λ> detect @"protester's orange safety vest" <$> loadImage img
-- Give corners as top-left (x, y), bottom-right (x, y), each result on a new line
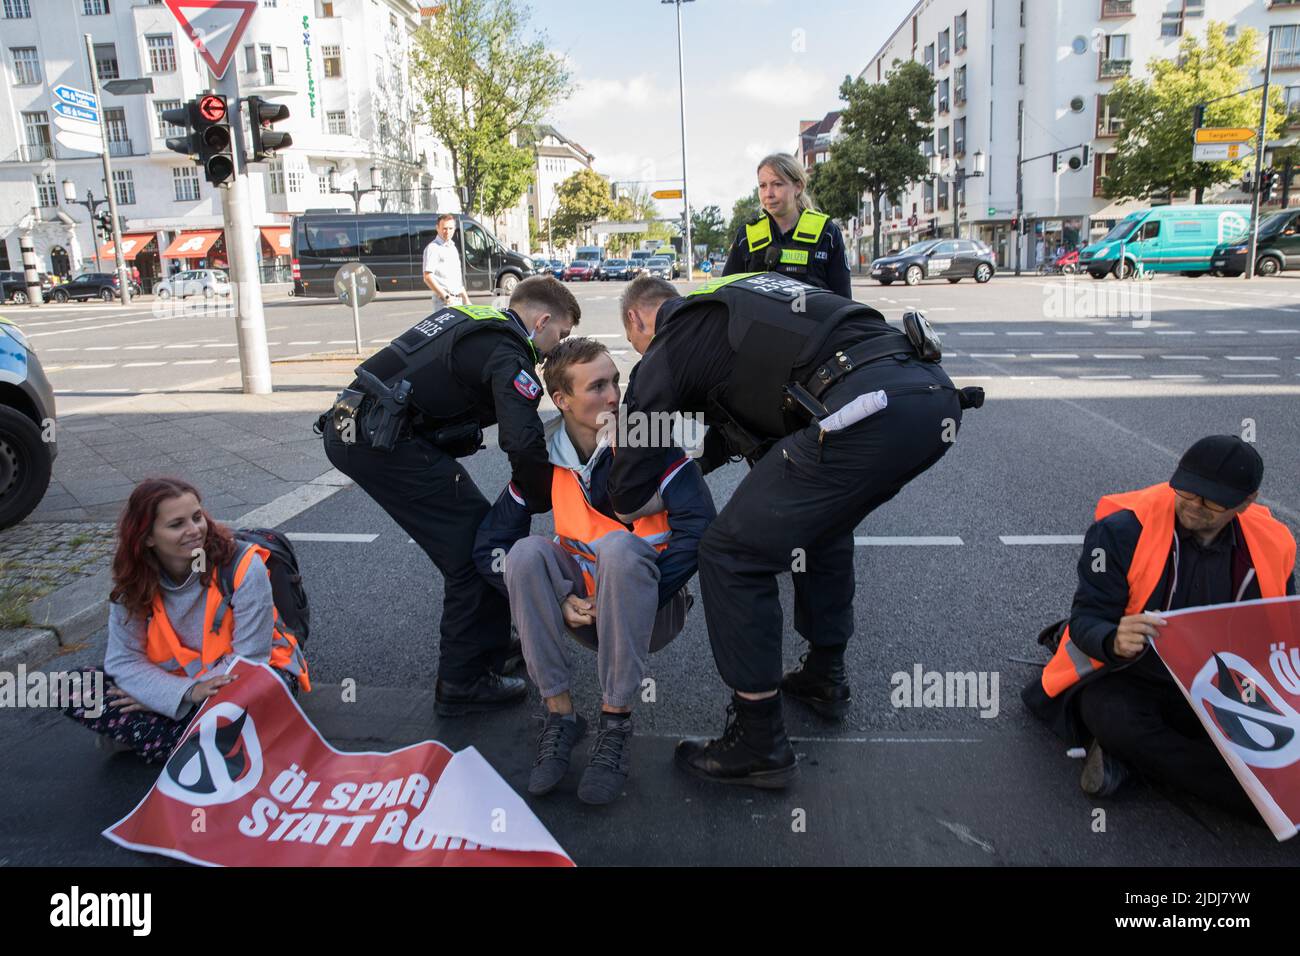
top-left (552, 467), bottom-right (672, 594)
top-left (1040, 482), bottom-right (1295, 698)
top-left (145, 544), bottom-right (311, 692)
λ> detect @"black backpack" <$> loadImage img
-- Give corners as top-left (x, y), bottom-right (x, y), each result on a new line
top-left (215, 528), bottom-right (311, 645)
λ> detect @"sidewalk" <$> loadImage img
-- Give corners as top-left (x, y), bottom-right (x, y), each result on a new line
top-left (0, 357), bottom-right (357, 668)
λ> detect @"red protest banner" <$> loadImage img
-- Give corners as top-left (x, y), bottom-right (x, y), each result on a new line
top-left (105, 659), bottom-right (573, 866)
top-left (1153, 596), bottom-right (1300, 841)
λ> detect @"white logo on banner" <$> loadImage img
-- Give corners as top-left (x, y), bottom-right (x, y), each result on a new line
top-left (157, 703), bottom-right (264, 806)
top-left (1191, 652), bottom-right (1300, 770)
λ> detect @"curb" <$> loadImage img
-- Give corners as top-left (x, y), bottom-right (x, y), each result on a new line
top-left (0, 627), bottom-right (61, 671)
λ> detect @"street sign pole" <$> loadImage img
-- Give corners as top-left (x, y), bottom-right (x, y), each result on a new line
top-left (669, 0), bottom-right (694, 282)
top-left (1246, 27), bottom-right (1275, 281)
top-left (83, 33), bottom-right (130, 306)
top-left (213, 67), bottom-right (273, 394)
top-left (349, 272), bottom-right (362, 353)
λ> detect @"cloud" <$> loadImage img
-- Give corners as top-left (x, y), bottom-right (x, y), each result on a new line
top-left (554, 73), bottom-right (674, 122)
top-left (725, 62), bottom-right (832, 107)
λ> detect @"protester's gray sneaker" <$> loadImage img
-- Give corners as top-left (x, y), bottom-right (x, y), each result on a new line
top-left (578, 712), bottom-right (633, 806)
top-left (528, 712), bottom-right (587, 796)
top-left (1080, 740), bottom-right (1131, 797)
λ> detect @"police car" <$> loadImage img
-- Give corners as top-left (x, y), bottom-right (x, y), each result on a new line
top-left (0, 315), bottom-right (56, 529)
top-left (870, 238), bottom-right (996, 286)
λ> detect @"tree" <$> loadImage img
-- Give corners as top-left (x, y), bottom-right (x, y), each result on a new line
top-left (831, 61), bottom-right (936, 260)
top-left (1104, 22), bottom-right (1285, 203)
top-left (689, 204), bottom-right (728, 255)
top-left (552, 168), bottom-right (613, 245)
top-left (411, 0), bottom-right (571, 217)
top-left (726, 189), bottom-right (761, 245)
top-left (807, 154), bottom-right (862, 224)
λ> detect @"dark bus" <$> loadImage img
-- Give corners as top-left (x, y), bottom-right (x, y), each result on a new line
top-left (291, 211), bottom-right (540, 298)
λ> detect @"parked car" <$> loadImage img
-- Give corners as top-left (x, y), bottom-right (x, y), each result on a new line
top-left (870, 239), bottom-right (995, 285)
top-left (600, 258), bottom-right (634, 281)
top-left (548, 259), bottom-right (566, 279)
top-left (1, 271), bottom-right (55, 304)
top-left (154, 268), bottom-right (232, 300)
top-left (1212, 208), bottom-right (1300, 277)
top-left (47, 272), bottom-right (140, 302)
top-left (645, 256), bottom-right (673, 279)
top-left (0, 314), bottom-right (56, 529)
top-left (563, 260), bottom-right (595, 282)
top-left (1080, 204), bottom-right (1250, 279)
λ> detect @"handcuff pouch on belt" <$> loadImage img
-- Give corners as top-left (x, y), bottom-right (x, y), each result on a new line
top-left (428, 419), bottom-right (484, 458)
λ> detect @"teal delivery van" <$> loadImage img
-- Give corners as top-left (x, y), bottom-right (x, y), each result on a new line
top-left (1079, 204), bottom-right (1250, 279)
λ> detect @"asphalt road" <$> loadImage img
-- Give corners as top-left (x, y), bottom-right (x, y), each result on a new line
top-left (3, 273), bottom-right (1300, 865)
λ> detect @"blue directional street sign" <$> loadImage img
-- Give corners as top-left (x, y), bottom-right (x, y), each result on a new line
top-left (52, 101), bottom-right (98, 124)
top-left (53, 84), bottom-right (97, 112)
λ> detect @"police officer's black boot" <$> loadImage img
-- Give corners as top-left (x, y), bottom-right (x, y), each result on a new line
top-left (674, 692), bottom-right (798, 789)
top-left (780, 644), bottom-right (851, 721)
top-left (435, 671), bottom-right (527, 717)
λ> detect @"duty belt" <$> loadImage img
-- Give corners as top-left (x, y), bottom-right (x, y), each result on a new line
top-left (806, 333), bottom-right (915, 402)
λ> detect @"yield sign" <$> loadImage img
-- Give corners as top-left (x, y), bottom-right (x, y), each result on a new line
top-left (163, 0), bottom-right (258, 79)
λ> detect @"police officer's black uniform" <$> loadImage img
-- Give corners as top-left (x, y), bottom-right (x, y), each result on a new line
top-left (722, 208), bottom-right (852, 297)
top-left (319, 304), bottom-right (551, 714)
top-left (609, 272), bottom-right (981, 787)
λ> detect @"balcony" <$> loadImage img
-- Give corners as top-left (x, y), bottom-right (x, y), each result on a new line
top-left (108, 139), bottom-right (133, 157)
top-left (6, 143), bottom-right (54, 163)
top-left (1099, 57), bottom-right (1131, 78)
top-left (1101, 0), bottom-right (1134, 17)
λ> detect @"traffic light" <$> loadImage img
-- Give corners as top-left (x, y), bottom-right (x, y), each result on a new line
top-left (194, 93), bottom-right (235, 186)
top-left (247, 96), bottom-right (292, 163)
top-left (1261, 168), bottom-right (1276, 202)
top-left (1192, 103), bottom-right (1206, 130)
top-left (95, 210), bottom-right (112, 241)
top-left (1051, 152), bottom-right (1059, 173)
top-left (162, 100), bottom-right (198, 159)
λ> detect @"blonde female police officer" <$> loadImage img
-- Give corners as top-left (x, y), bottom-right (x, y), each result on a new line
top-left (722, 153), bottom-right (852, 298)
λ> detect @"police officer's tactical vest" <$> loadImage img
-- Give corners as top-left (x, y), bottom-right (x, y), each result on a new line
top-left (1038, 482), bottom-right (1295, 699)
top-left (145, 543), bottom-right (311, 692)
top-left (667, 271), bottom-right (901, 439)
top-left (741, 209), bottom-right (830, 280)
top-left (356, 304), bottom-right (538, 422)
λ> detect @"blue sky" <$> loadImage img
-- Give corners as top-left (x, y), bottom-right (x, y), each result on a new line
top-left (535, 0), bottom-right (914, 216)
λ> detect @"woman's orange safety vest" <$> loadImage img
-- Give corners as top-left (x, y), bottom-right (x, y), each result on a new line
top-left (552, 466), bottom-right (672, 594)
top-left (1040, 482), bottom-right (1295, 698)
top-left (144, 543), bottom-right (311, 691)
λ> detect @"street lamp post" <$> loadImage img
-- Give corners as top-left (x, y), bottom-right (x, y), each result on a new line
top-left (62, 179), bottom-right (108, 272)
top-left (662, 0), bottom-right (695, 281)
top-left (329, 165), bottom-right (382, 214)
top-left (931, 151), bottom-right (985, 240)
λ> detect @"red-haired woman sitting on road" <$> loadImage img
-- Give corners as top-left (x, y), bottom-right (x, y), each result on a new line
top-left (64, 477), bottom-right (309, 761)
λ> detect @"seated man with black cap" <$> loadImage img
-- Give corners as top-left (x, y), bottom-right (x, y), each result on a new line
top-left (1023, 435), bottom-right (1297, 816)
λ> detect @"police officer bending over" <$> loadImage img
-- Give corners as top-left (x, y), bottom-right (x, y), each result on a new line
top-left (611, 273), bottom-right (982, 788)
top-left (722, 153), bottom-right (852, 297)
top-left (319, 276), bottom-right (579, 716)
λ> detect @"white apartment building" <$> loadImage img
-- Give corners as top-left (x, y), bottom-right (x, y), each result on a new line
top-left (527, 124), bottom-right (594, 255)
top-left (858, 0), bottom-right (1300, 269)
top-left (0, 0), bottom-right (463, 288)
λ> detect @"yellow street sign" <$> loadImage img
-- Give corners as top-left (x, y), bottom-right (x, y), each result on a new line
top-left (651, 189), bottom-right (683, 199)
top-left (1194, 127), bottom-right (1257, 144)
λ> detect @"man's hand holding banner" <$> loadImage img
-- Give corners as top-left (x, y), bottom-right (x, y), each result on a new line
top-left (1153, 595), bottom-right (1300, 841)
top-left (105, 658), bottom-right (573, 866)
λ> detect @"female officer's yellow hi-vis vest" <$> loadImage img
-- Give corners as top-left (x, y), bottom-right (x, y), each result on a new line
top-left (552, 467), bottom-right (671, 594)
top-left (741, 209), bottom-right (830, 278)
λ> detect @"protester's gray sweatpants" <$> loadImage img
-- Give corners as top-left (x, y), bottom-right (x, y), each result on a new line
top-left (504, 531), bottom-right (687, 709)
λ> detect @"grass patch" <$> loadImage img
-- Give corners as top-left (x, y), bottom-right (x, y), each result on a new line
top-left (0, 562), bottom-right (36, 629)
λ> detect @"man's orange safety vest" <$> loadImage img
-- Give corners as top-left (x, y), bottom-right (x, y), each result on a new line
top-left (145, 543), bottom-right (311, 692)
top-left (552, 466), bottom-right (671, 594)
top-left (1040, 482), bottom-right (1295, 698)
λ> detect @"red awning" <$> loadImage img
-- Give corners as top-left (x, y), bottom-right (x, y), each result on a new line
top-left (259, 226), bottom-right (291, 256)
top-left (162, 230), bottom-right (224, 259)
top-left (97, 233), bottom-right (157, 261)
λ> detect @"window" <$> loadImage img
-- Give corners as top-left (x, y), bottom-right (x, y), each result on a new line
top-left (1285, 86), bottom-right (1300, 117)
top-left (1274, 26), bottom-right (1300, 70)
top-left (112, 169), bottom-right (135, 205)
top-left (924, 43), bottom-right (934, 75)
top-left (1018, 43), bottom-right (1024, 84)
top-left (955, 12), bottom-right (967, 53)
top-left (303, 220), bottom-right (358, 258)
top-left (275, 46), bottom-right (289, 73)
top-left (3, 0), bottom-right (31, 17)
top-left (938, 126), bottom-right (950, 157)
top-left (1019, 0), bottom-right (1024, 27)
top-left (923, 180), bottom-right (934, 214)
top-left (938, 78), bottom-right (950, 113)
top-left (955, 65), bottom-right (967, 104)
top-left (321, 1), bottom-right (334, 15)
top-left (938, 29), bottom-right (950, 66)
top-left (95, 43), bottom-right (119, 80)
top-left (954, 117), bottom-right (966, 156)
top-left (360, 221), bottom-right (409, 256)
top-left (287, 165), bottom-right (304, 193)
top-left (173, 166), bottom-right (200, 201)
top-left (11, 47), bottom-right (40, 85)
top-left (1185, 0), bottom-right (1204, 16)
top-left (1093, 152), bottom-right (1113, 197)
top-left (155, 99), bottom-right (184, 136)
top-left (36, 172), bottom-right (57, 208)
top-left (147, 35), bottom-right (176, 73)
top-left (21, 112), bottom-right (51, 159)
top-left (104, 107), bottom-right (128, 154)
top-left (317, 169), bottom-right (330, 193)
top-left (327, 110), bottom-right (348, 134)
top-left (322, 45), bottom-right (341, 77)
top-left (1102, 34), bottom-right (1130, 76)
top-left (82, 0), bottom-right (109, 13)
top-left (269, 158), bottom-right (284, 194)
top-left (1096, 94), bottom-right (1123, 135)
top-left (1161, 1), bottom-right (1183, 38)
top-left (990, 44), bottom-right (994, 83)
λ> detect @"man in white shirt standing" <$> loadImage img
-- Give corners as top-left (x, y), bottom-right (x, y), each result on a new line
top-left (423, 213), bottom-right (471, 308)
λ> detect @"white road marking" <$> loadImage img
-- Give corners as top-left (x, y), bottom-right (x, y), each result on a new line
top-left (1258, 330), bottom-right (1294, 334)
top-left (235, 470), bottom-right (352, 528)
top-left (1223, 373), bottom-right (1279, 379)
top-left (1225, 355), bottom-right (1278, 361)
top-left (84, 346), bottom-right (118, 351)
top-left (122, 361), bottom-right (166, 368)
top-left (1029, 353), bottom-right (1079, 359)
top-left (999, 535), bottom-right (1085, 545)
top-left (957, 331), bottom-right (996, 336)
top-left (1008, 375), bottom-right (1060, 379)
top-left (289, 340), bottom-right (321, 345)
top-left (1105, 331), bottom-right (1144, 336)
top-left (854, 536), bottom-right (964, 546)
top-left (969, 353), bottom-right (1016, 358)
top-left (1155, 330), bottom-right (1195, 335)
top-left (1005, 331), bottom-right (1043, 336)
top-left (1080, 374), bottom-right (1132, 380)
top-left (124, 344), bottom-right (160, 350)
top-left (1092, 354), bottom-right (1144, 359)
top-left (1161, 355), bottom-right (1209, 360)
top-left (285, 532), bottom-right (378, 543)
top-left (1055, 331), bottom-right (1095, 335)
top-left (202, 342), bottom-right (236, 348)
top-left (66, 363), bottom-right (116, 369)
top-left (1151, 374), bottom-right (1203, 380)
top-left (1206, 330), bottom-right (1246, 335)
top-left (163, 344), bottom-right (193, 349)
top-left (173, 359), bottom-right (217, 365)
